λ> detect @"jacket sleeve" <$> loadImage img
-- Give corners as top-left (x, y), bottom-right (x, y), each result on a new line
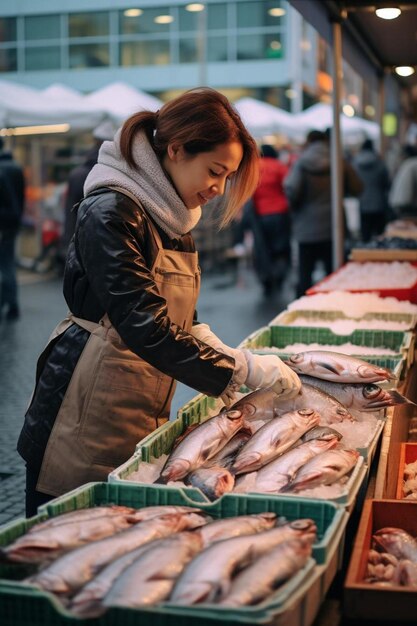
top-left (75, 193), bottom-right (234, 397)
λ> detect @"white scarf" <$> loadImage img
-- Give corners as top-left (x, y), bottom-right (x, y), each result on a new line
top-left (84, 129), bottom-right (202, 239)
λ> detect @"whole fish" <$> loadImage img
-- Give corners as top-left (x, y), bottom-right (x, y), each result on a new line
top-left (103, 532), bottom-right (203, 609)
top-left (250, 436), bottom-right (340, 493)
top-left (0, 505), bottom-right (206, 564)
top-left (231, 409), bottom-right (320, 475)
top-left (169, 520), bottom-right (317, 605)
top-left (299, 375), bottom-right (414, 411)
top-left (199, 513), bottom-right (277, 547)
top-left (220, 537), bottom-right (312, 606)
top-left (27, 510), bottom-right (209, 596)
top-left (185, 466), bottom-right (235, 501)
top-left (373, 527), bottom-right (417, 562)
top-left (282, 448), bottom-right (359, 492)
top-left (285, 351), bottom-right (394, 383)
top-left (274, 383), bottom-right (355, 424)
top-left (157, 409), bottom-right (246, 483)
top-left (301, 425), bottom-right (343, 443)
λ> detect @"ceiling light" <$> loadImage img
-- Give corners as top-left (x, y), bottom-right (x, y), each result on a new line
top-left (0, 124), bottom-right (70, 136)
top-left (395, 66), bottom-right (415, 77)
top-left (268, 8), bottom-right (286, 17)
top-left (342, 104), bottom-right (355, 117)
top-left (123, 9), bottom-right (143, 18)
top-left (154, 15), bottom-right (174, 24)
top-left (375, 7), bottom-right (401, 20)
top-left (185, 3), bottom-right (205, 11)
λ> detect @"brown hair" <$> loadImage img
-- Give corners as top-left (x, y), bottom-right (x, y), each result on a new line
top-left (120, 87), bottom-right (259, 225)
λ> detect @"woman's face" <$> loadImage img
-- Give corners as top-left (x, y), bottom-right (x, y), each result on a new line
top-left (163, 140), bottom-right (243, 210)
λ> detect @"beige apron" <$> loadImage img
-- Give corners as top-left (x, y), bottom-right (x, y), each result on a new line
top-left (37, 190), bottom-right (200, 496)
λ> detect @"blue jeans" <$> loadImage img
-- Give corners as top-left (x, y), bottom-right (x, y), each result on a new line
top-left (0, 228), bottom-right (19, 312)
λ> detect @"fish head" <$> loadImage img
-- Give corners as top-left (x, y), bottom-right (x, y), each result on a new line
top-left (286, 353), bottom-right (307, 373)
top-left (373, 528), bottom-right (406, 555)
top-left (311, 436), bottom-right (340, 452)
top-left (288, 518), bottom-right (317, 542)
top-left (334, 405), bottom-right (355, 423)
top-left (294, 408), bottom-right (321, 428)
top-left (357, 364), bottom-right (394, 382)
top-left (189, 467), bottom-right (235, 501)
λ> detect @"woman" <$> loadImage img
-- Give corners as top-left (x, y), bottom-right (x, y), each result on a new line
top-left (18, 88), bottom-right (301, 516)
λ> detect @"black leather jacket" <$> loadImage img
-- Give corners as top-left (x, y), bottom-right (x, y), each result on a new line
top-left (18, 189), bottom-right (234, 470)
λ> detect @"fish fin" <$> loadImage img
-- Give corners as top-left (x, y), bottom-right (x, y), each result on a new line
top-left (317, 361), bottom-right (344, 375)
top-left (154, 475), bottom-right (168, 485)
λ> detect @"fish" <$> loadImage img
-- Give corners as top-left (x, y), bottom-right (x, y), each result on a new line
top-left (157, 409), bottom-right (246, 483)
top-left (103, 532), bottom-right (204, 610)
top-left (273, 383), bottom-right (355, 424)
top-left (0, 505), bottom-right (207, 564)
top-left (250, 436), bottom-right (340, 493)
top-left (169, 520), bottom-right (317, 605)
top-left (26, 510), bottom-right (210, 596)
top-left (282, 448), bottom-right (359, 492)
top-left (373, 527), bottom-right (417, 562)
top-left (299, 375), bottom-right (414, 411)
top-left (199, 513), bottom-right (277, 547)
top-left (185, 466), bottom-right (235, 501)
top-left (230, 409), bottom-right (321, 475)
top-left (301, 425), bottom-right (343, 443)
top-left (219, 537), bottom-right (312, 606)
top-left (285, 351), bottom-right (394, 383)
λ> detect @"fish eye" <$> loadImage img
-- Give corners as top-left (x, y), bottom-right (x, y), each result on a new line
top-left (290, 353), bottom-right (304, 364)
top-left (225, 410), bottom-right (242, 420)
top-left (363, 384), bottom-right (380, 399)
top-left (299, 408), bottom-right (314, 416)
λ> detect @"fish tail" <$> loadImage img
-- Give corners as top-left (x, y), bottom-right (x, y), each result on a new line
top-left (153, 475), bottom-right (168, 485)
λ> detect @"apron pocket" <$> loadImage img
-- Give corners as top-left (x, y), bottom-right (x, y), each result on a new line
top-left (78, 356), bottom-right (166, 466)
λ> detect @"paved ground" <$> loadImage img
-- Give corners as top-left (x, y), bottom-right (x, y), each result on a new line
top-left (0, 259), bottom-right (296, 527)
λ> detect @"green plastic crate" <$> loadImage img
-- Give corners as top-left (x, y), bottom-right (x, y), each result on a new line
top-left (239, 326), bottom-right (409, 380)
top-left (0, 482), bottom-right (348, 626)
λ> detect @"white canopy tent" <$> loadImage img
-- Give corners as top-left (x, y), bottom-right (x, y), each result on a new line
top-left (234, 97), bottom-right (300, 139)
top-left (83, 81), bottom-right (163, 125)
top-left (293, 102), bottom-right (380, 143)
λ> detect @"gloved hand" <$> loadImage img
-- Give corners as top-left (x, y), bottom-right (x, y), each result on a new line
top-left (189, 323), bottom-right (248, 407)
top-left (242, 350), bottom-right (302, 398)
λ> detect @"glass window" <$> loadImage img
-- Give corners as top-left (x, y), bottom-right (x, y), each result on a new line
top-left (0, 48), bottom-right (17, 72)
top-left (179, 5), bottom-right (202, 32)
top-left (237, 1), bottom-right (285, 28)
top-left (120, 7), bottom-right (173, 35)
top-left (25, 46), bottom-right (61, 71)
top-left (237, 33), bottom-right (284, 60)
top-left (25, 15), bottom-right (61, 41)
top-left (207, 3), bottom-right (227, 29)
top-left (69, 43), bottom-right (109, 68)
top-left (179, 37), bottom-right (198, 63)
top-left (69, 12), bottom-right (109, 38)
top-left (120, 40), bottom-right (170, 66)
top-left (207, 35), bottom-right (228, 62)
top-left (0, 18), bottom-right (17, 43)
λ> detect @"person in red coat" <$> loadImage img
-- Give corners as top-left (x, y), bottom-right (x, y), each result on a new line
top-left (251, 144), bottom-right (291, 297)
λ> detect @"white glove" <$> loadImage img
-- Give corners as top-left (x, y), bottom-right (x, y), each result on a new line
top-left (242, 350), bottom-right (302, 398)
top-left (189, 323), bottom-right (248, 406)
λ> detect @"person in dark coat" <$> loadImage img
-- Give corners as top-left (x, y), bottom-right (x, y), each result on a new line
top-left (353, 139), bottom-right (390, 242)
top-left (0, 137), bottom-right (25, 321)
top-left (17, 88), bottom-right (301, 516)
top-left (284, 130), bottom-right (363, 297)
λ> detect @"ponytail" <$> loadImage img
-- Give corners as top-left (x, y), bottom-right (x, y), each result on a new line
top-left (120, 110), bottom-right (158, 169)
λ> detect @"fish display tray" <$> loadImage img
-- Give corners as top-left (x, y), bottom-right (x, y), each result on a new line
top-left (395, 443), bottom-right (417, 499)
top-left (269, 309), bottom-right (417, 332)
top-left (110, 394), bottom-right (368, 512)
top-left (0, 482), bottom-right (348, 626)
top-left (238, 325), bottom-right (410, 378)
top-left (344, 499), bottom-right (417, 622)
top-left (306, 261), bottom-right (417, 303)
